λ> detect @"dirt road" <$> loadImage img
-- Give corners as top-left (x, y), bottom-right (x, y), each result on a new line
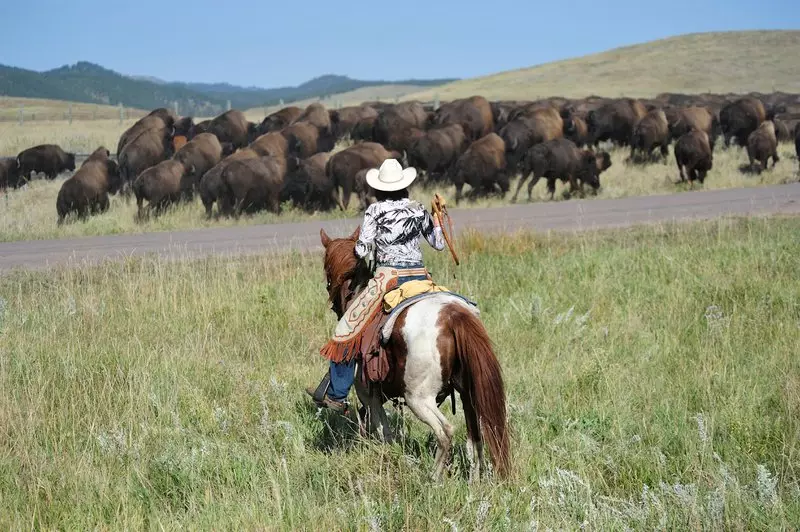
top-left (1, 183), bottom-right (798, 273)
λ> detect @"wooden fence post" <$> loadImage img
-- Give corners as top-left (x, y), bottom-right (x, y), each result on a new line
top-left (433, 94), bottom-right (440, 111)
top-left (226, 100), bottom-right (231, 111)
top-left (279, 98), bottom-right (284, 107)
top-left (119, 103), bottom-right (124, 124)
top-left (174, 101), bottom-right (179, 116)
top-left (68, 103), bottom-right (73, 124)
top-left (18, 105), bottom-right (23, 125)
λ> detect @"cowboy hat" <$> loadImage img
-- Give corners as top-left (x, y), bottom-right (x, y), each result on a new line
top-left (365, 158), bottom-right (417, 192)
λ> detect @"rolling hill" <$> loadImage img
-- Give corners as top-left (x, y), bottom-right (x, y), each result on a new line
top-left (0, 62), bottom-right (455, 116)
top-left (400, 31), bottom-right (800, 102)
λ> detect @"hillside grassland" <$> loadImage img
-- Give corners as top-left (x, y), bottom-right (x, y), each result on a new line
top-left (1, 140), bottom-right (797, 242)
top-left (401, 31), bottom-right (800, 102)
top-left (0, 216), bottom-right (799, 529)
top-left (0, 97), bottom-right (148, 123)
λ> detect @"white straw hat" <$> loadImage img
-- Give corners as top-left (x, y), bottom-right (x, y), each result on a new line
top-left (365, 158), bottom-right (417, 192)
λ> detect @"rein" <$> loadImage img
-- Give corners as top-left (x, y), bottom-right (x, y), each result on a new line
top-left (431, 193), bottom-right (460, 266)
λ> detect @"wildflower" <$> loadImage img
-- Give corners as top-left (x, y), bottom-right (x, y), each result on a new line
top-left (443, 517), bottom-right (458, 532)
top-left (693, 413), bottom-right (709, 444)
top-left (756, 464), bottom-right (778, 507)
top-left (476, 499), bottom-right (490, 529)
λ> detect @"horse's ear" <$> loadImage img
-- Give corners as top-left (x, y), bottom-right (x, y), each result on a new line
top-left (320, 228), bottom-right (331, 248)
top-left (350, 226), bottom-right (361, 241)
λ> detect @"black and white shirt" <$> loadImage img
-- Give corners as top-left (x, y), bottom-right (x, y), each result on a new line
top-left (355, 198), bottom-right (445, 266)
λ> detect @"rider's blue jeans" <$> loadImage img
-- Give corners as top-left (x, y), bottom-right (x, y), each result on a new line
top-left (327, 262), bottom-right (429, 401)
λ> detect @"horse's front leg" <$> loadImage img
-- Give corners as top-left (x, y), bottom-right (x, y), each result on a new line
top-left (354, 378), bottom-right (395, 443)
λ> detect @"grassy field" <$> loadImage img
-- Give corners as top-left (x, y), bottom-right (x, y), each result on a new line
top-left (1, 141), bottom-right (797, 242)
top-left (401, 31), bottom-right (800, 102)
top-left (0, 118), bottom-right (143, 156)
top-left (0, 215), bottom-right (798, 529)
top-left (0, 96), bottom-right (148, 123)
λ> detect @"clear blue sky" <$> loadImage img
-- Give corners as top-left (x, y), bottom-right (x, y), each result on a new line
top-left (1, 0), bottom-right (797, 88)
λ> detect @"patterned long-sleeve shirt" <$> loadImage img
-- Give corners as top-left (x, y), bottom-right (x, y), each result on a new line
top-left (355, 198), bottom-right (445, 267)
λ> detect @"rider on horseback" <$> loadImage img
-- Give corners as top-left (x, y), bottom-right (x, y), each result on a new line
top-left (306, 158), bottom-right (446, 412)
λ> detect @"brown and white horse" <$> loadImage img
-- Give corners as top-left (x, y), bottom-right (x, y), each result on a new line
top-left (319, 226), bottom-right (510, 481)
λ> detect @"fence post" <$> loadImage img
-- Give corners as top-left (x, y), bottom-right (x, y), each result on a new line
top-left (226, 100), bottom-right (231, 111)
top-left (68, 103), bottom-right (73, 124)
top-left (279, 98), bottom-right (284, 107)
top-left (174, 101), bottom-right (179, 116)
top-left (18, 105), bottom-right (23, 125)
top-left (433, 94), bottom-right (440, 111)
top-left (118, 102), bottom-right (124, 124)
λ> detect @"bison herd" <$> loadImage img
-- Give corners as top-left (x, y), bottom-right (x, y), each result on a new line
top-left (1, 90), bottom-right (799, 225)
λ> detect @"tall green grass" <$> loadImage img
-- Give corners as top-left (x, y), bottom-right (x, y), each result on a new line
top-left (1, 216), bottom-right (798, 529)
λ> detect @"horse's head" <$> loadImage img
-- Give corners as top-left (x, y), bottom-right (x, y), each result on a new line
top-left (319, 226), bottom-right (370, 319)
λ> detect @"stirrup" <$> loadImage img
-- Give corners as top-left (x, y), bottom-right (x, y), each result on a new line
top-left (311, 371), bottom-right (331, 403)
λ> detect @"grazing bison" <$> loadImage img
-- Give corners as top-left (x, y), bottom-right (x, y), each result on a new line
top-left (198, 148), bottom-right (262, 217)
top-left (205, 110), bottom-right (259, 149)
top-left (172, 133), bottom-right (224, 198)
top-left (665, 106), bottom-right (720, 151)
top-left (513, 138), bottom-right (611, 202)
top-left (586, 98), bottom-right (647, 147)
top-left (259, 106), bottom-right (303, 134)
top-left (326, 142), bottom-right (400, 210)
top-left (132, 160), bottom-right (189, 219)
top-left (220, 155), bottom-right (286, 216)
top-left (499, 106), bottom-right (563, 173)
top-left (450, 133), bottom-right (508, 204)
top-left (351, 116), bottom-right (378, 143)
top-left (773, 119), bottom-right (792, 143)
top-left (406, 124), bottom-right (468, 182)
top-left (16, 144), bottom-right (76, 181)
top-left (719, 97), bottom-right (769, 148)
top-left (56, 150), bottom-right (122, 224)
top-left (353, 168), bottom-right (376, 210)
top-left (429, 96), bottom-right (494, 141)
top-left (746, 121), bottom-right (779, 173)
top-left (330, 105), bottom-right (379, 140)
top-left (297, 103), bottom-right (333, 133)
top-left (282, 152), bottom-right (335, 212)
top-left (117, 108), bottom-right (178, 155)
top-left (249, 131), bottom-right (289, 159)
top-left (282, 121), bottom-right (335, 158)
top-left (82, 146), bottom-right (111, 165)
top-left (630, 109), bottom-right (670, 162)
top-left (0, 157), bottom-right (21, 190)
top-left (674, 129), bottom-right (713, 186)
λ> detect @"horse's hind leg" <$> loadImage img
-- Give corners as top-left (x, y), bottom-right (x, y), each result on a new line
top-left (405, 395), bottom-right (454, 480)
top-left (461, 392), bottom-right (484, 483)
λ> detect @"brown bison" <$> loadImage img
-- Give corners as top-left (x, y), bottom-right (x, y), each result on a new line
top-left (563, 115), bottom-right (590, 147)
top-left (586, 98), bottom-right (648, 147)
top-left (259, 106), bottom-right (303, 134)
top-left (499, 106), bottom-right (563, 172)
top-left (513, 138), bottom-right (611, 202)
top-left (429, 96), bottom-right (494, 141)
top-left (83, 146), bottom-right (112, 165)
top-left (117, 108), bottom-right (178, 155)
top-left (282, 121), bottom-right (335, 158)
top-left (198, 148), bottom-right (262, 217)
top-left (0, 157), bottom-right (21, 190)
top-left (406, 124), bottom-right (468, 182)
top-left (450, 133), bottom-right (508, 204)
top-left (56, 149), bottom-right (122, 224)
top-left (674, 129), bottom-right (713, 186)
top-left (330, 105), bottom-right (379, 140)
top-left (746, 121), bottom-right (779, 173)
top-left (16, 144), bottom-right (76, 181)
top-left (249, 131), bottom-right (289, 159)
top-left (190, 119), bottom-right (212, 137)
top-left (220, 155), bottom-right (287, 216)
top-left (117, 124), bottom-right (175, 189)
top-left (282, 152), bottom-right (335, 212)
top-left (204, 110), bottom-right (259, 149)
top-left (350, 116), bottom-right (378, 143)
top-left (326, 142), bottom-right (401, 210)
top-left (172, 133), bottom-right (224, 198)
top-left (353, 168), bottom-right (376, 210)
top-left (372, 102), bottom-right (430, 153)
top-left (631, 109), bottom-right (670, 162)
top-left (297, 103), bottom-right (332, 133)
top-left (773, 119), bottom-right (792, 143)
top-left (132, 160), bottom-right (189, 219)
top-left (665, 106), bottom-right (720, 151)
top-left (719, 97), bottom-right (770, 148)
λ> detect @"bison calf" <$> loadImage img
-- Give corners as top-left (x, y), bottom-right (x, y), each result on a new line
top-left (56, 150), bottom-right (121, 224)
top-left (746, 121), bottom-right (779, 174)
top-left (674, 129), bottom-right (713, 186)
top-left (514, 138), bottom-right (611, 202)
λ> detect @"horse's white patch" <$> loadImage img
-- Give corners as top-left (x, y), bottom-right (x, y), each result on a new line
top-left (401, 298), bottom-right (449, 400)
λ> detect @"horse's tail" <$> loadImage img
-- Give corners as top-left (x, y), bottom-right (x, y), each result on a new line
top-left (451, 305), bottom-right (510, 477)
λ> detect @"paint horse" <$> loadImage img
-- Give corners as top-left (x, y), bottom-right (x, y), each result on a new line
top-left (319, 226), bottom-right (510, 481)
